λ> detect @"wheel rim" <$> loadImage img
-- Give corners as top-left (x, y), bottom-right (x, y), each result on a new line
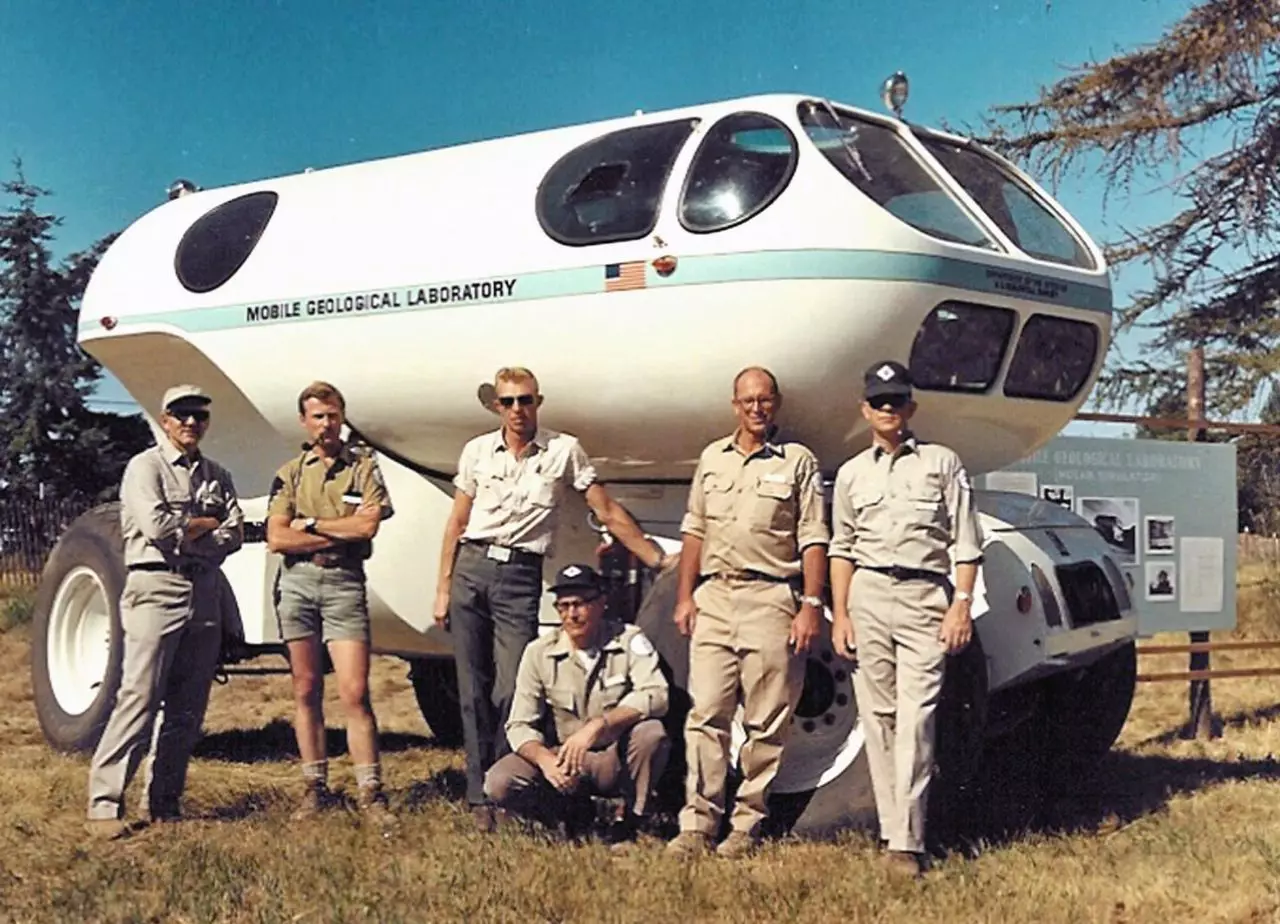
top-left (46, 566), bottom-right (112, 716)
top-left (729, 610), bottom-right (864, 793)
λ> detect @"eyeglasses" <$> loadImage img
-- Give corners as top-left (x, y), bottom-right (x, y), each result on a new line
top-left (554, 595), bottom-right (600, 614)
top-left (166, 408), bottom-right (210, 423)
top-left (497, 394), bottom-right (537, 408)
top-left (869, 395), bottom-right (910, 411)
top-left (735, 396), bottom-right (777, 409)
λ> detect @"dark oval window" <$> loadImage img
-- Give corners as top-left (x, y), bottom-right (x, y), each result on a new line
top-left (536, 119), bottom-right (697, 246)
top-left (1003, 314), bottom-right (1100, 401)
top-left (679, 112), bottom-right (797, 233)
top-left (175, 191), bottom-right (278, 293)
top-left (909, 301), bottom-right (1016, 393)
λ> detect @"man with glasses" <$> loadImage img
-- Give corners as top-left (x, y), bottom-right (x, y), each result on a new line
top-left (828, 360), bottom-right (983, 877)
top-left (484, 562), bottom-right (669, 844)
top-left (665, 367), bottom-right (829, 860)
top-left (265, 381), bottom-right (395, 828)
top-left (87, 385), bottom-right (244, 839)
top-left (434, 366), bottom-right (668, 832)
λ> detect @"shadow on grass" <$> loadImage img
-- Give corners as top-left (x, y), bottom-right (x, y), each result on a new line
top-left (1135, 701), bottom-right (1280, 748)
top-left (193, 717), bottom-right (439, 763)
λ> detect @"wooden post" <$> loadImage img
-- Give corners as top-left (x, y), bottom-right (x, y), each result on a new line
top-left (1186, 346), bottom-right (1215, 739)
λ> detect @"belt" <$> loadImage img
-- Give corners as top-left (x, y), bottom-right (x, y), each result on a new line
top-left (462, 541), bottom-right (543, 567)
top-left (706, 569), bottom-right (796, 585)
top-left (861, 565), bottom-right (946, 582)
top-left (128, 561), bottom-right (207, 578)
top-left (284, 551), bottom-right (363, 570)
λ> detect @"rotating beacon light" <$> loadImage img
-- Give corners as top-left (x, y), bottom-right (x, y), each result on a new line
top-left (880, 71), bottom-right (910, 119)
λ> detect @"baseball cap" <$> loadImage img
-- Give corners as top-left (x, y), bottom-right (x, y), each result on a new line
top-left (548, 563), bottom-right (601, 597)
top-left (863, 361), bottom-right (913, 401)
top-left (162, 384), bottom-right (212, 411)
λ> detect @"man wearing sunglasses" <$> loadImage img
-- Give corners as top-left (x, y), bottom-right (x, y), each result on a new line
top-left (484, 562), bottom-right (669, 845)
top-left (434, 366), bottom-right (668, 832)
top-left (828, 360), bottom-right (983, 877)
top-left (87, 384), bottom-right (244, 839)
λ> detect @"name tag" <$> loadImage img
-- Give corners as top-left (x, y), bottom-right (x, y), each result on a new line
top-left (342, 492), bottom-right (363, 506)
top-left (485, 544), bottom-right (512, 563)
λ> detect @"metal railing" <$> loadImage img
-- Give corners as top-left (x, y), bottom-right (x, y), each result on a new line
top-left (0, 497), bottom-right (94, 589)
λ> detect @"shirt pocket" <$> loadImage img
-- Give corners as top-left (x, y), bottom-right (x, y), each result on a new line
top-left (475, 474), bottom-right (510, 512)
top-left (904, 472), bottom-right (947, 527)
top-left (750, 475), bottom-right (796, 531)
top-left (525, 473), bottom-right (558, 510)
top-left (594, 674), bottom-right (628, 710)
top-left (547, 688), bottom-right (578, 717)
top-left (849, 486), bottom-right (884, 515)
top-left (702, 472), bottom-right (735, 520)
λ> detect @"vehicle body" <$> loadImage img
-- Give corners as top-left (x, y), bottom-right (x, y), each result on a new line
top-left (32, 90), bottom-right (1137, 835)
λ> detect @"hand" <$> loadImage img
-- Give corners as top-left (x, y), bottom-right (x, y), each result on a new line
top-left (790, 603), bottom-right (821, 654)
top-left (939, 602), bottom-right (973, 654)
top-left (433, 586), bottom-right (451, 629)
top-left (831, 613), bottom-right (857, 659)
top-left (289, 517), bottom-right (308, 533)
top-left (557, 718), bottom-right (604, 777)
top-left (673, 598), bottom-right (697, 638)
top-left (538, 752), bottom-right (578, 794)
top-left (657, 552), bottom-right (680, 571)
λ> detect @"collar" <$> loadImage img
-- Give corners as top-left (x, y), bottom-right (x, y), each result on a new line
top-left (720, 428), bottom-right (785, 460)
top-left (548, 623), bottom-right (627, 659)
top-left (872, 431), bottom-right (919, 460)
top-left (162, 442), bottom-right (201, 467)
top-left (299, 439), bottom-right (359, 468)
top-left (491, 427), bottom-right (550, 455)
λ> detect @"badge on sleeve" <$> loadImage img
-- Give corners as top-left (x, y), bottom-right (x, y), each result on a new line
top-left (629, 632), bottom-right (656, 657)
top-left (956, 467), bottom-right (971, 491)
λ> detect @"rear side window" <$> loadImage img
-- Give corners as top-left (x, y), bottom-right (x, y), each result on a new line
top-left (537, 119), bottom-right (697, 246)
top-left (1004, 314), bottom-right (1099, 401)
top-left (679, 112), bottom-right (796, 232)
top-left (909, 302), bottom-right (1016, 393)
top-left (918, 137), bottom-right (1096, 269)
top-left (797, 102), bottom-right (997, 250)
top-left (175, 191), bottom-right (278, 293)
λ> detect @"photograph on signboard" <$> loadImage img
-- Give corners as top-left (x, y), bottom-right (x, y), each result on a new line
top-left (1076, 496), bottom-right (1139, 564)
top-left (1040, 484), bottom-right (1074, 510)
top-left (1145, 562), bottom-right (1176, 601)
top-left (1145, 515), bottom-right (1176, 556)
top-left (985, 471), bottom-right (1038, 496)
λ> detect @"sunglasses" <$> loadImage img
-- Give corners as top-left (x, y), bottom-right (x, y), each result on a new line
top-left (554, 594), bottom-right (600, 613)
top-left (167, 408), bottom-right (210, 423)
top-left (869, 394), bottom-right (911, 411)
top-left (497, 394), bottom-right (537, 408)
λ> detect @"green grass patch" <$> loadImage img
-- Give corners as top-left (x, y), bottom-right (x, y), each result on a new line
top-left (0, 587), bottom-right (36, 632)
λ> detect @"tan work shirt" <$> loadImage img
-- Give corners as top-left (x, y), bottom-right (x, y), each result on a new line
top-left (829, 433), bottom-right (983, 574)
top-left (120, 443), bottom-right (243, 569)
top-left (506, 622), bottom-right (669, 753)
top-left (267, 441), bottom-right (394, 559)
top-left (680, 432), bottom-right (829, 580)
top-left (455, 427), bottom-right (597, 556)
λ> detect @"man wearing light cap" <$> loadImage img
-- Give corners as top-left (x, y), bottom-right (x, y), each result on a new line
top-left (86, 384), bottom-right (244, 838)
top-left (828, 360), bottom-right (983, 877)
top-left (484, 562), bottom-right (670, 845)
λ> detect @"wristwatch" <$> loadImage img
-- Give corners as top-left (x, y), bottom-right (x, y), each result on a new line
top-left (800, 594), bottom-right (825, 609)
top-left (955, 590), bottom-right (974, 603)
top-left (303, 517), bottom-right (318, 534)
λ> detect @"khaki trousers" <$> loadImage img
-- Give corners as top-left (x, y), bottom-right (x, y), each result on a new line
top-left (849, 568), bottom-right (948, 853)
top-left (678, 578), bottom-right (805, 837)
top-left (484, 718), bottom-right (670, 820)
top-left (88, 568), bottom-right (223, 821)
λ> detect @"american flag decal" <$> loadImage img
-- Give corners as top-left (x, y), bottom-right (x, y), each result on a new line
top-left (604, 261), bottom-right (646, 292)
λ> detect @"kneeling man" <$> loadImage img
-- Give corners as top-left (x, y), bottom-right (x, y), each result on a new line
top-left (485, 563), bottom-right (670, 841)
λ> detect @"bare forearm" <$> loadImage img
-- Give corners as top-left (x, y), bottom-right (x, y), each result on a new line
top-left (437, 518), bottom-right (465, 587)
top-left (266, 519), bottom-right (334, 554)
top-left (599, 505), bottom-right (661, 568)
top-left (595, 706), bottom-right (642, 747)
top-left (313, 514), bottom-right (379, 542)
top-left (676, 535), bottom-right (703, 604)
top-left (801, 545), bottom-right (827, 598)
top-left (516, 740), bottom-right (556, 766)
top-left (830, 557), bottom-right (855, 618)
top-left (955, 561), bottom-right (978, 596)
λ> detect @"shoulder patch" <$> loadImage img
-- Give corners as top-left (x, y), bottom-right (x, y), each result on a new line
top-left (629, 632), bottom-right (655, 658)
top-left (268, 474), bottom-right (285, 500)
top-left (956, 467), bottom-right (971, 491)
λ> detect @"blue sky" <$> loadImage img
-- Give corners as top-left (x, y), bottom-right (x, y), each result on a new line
top-left (0, 0), bottom-right (1192, 418)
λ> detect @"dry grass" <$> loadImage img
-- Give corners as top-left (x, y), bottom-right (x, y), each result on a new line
top-left (4, 576), bottom-right (1280, 923)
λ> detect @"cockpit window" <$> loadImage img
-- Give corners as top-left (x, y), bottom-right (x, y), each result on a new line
top-left (796, 102), bottom-right (997, 250)
top-left (909, 302), bottom-right (1016, 393)
top-left (916, 137), bottom-right (1097, 269)
top-left (536, 119), bottom-right (697, 246)
top-left (175, 191), bottom-right (278, 294)
top-left (1004, 314), bottom-right (1099, 401)
top-left (680, 113), bottom-right (797, 233)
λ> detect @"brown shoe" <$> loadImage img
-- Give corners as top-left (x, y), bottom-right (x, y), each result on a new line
top-left (664, 831), bottom-right (712, 858)
top-left (85, 818), bottom-right (133, 841)
top-left (471, 804), bottom-right (496, 834)
top-left (356, 787), bottom-right (399, 836)
top-left (715, 831), bottom-right (758, 859)
top-left (291, 783), bottom-right (328, 821)
top-left (884, 850), bottom-right (924, 878)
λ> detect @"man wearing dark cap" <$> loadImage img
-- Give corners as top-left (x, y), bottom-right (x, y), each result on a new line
top-left (484, 562), bottom-right (670, 844)
top-left (828, 360), bottom-right (983, 877)
top-left (87, 384), bottom-right (244, 838)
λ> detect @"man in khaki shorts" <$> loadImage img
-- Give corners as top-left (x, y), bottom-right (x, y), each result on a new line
top-left (829, 360), bottom-right (983, 877)
top-left (665, 367), bottom-right (829, 859)
top-left (485, 562), bottom-right (669, 845)
top-left (266, 381), bottom-right (395, 826)
top-left (87, 384), bottom-right (243, 838)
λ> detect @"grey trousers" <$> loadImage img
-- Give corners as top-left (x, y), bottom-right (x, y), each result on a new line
top-left (87, 568), bottom-right (223, 821)
top-left (448, 543), bottom-right (542, 806)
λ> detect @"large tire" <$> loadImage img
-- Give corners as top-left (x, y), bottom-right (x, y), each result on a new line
top-left (30, 503), bottom-right (126, 754)
top-left (407, 657), bottom-right (465, 747)
top-left (1042, 641), bottom-right (1137, 771)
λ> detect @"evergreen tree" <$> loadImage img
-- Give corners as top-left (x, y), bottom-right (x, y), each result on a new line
top-left (0, 162), bottom-right (149, 504)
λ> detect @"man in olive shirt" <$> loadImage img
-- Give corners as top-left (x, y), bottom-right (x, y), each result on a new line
top-left (666, 367), bottom-right (830, 859)
top-left (87, 385), bottom-right (243, 838)
top-left (485, 563), bottom-right (669, 843)
top-left (829, 360), bottom-right (984, 877)
top-left (266, 381), bottom-right (395, 824)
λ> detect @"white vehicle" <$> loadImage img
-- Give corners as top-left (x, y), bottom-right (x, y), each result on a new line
top-left (31, 80), bottom-right (1137, 836)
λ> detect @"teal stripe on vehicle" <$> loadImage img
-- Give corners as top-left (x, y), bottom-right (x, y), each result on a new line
top-left (78, 248), bottom-right (1111, 335)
